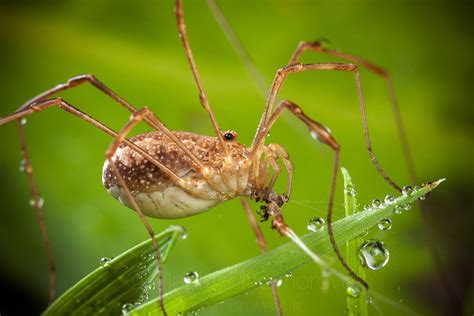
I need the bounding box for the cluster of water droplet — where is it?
[29,197,44,209]
[344,184,356,197]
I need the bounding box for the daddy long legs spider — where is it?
[0,1,445,315]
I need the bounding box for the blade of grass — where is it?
[43,225,184,316]
[131,177,444,315]
[342,167,368,316]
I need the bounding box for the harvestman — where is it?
[0,0,420,315]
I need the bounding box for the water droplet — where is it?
[366,295,373,304]
[184,271,199,284]
[378,218,392,231]
[393,205,402,214]
[413,185,420,191]
[276,278,283,287]
[307,217,325,232]
[372,199,381,208]
[403,204,412,211]
[179,226,188,240]
[359,239,390,270]
[363,204,372,212]
[347,284,361,298]
[284,272,293,278]
[138,291,149,303]
[19,160,27,172]
[310,131,319,141]
[29,197,44,208]
[315,37,334,50]
[418,187,430,200]
[359,228,369,237]
[384,194,395,205]
[402,185,413,196]
[144,281,155,291]
[345,184,356,196]
[99,257,111,267]
[20,118,27,125]
[122,303,134,314]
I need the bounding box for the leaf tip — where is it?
[429,178,446,189]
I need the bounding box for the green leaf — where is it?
[130,177,444,315]
[342,168,368,316]
[43,225,184,316]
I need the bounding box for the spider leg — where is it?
[0,99,189,312]
[252,62,400,192]
[268,144,293,200]
[264,99,367,289]
[175,0,228,153]
[105,107,176,316]
[240,198,283,316]
[13,74,204,170]
[289,40,455,302]
[17,123,56,304]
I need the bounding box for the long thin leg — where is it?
[14,74,205,170]
[1,99,184,183]
[240,198,283,316]
[1,99,186,312]
[105,107,172,315]
[288,41,417,187]
[252,62,401,192]
[17,122,57,303]
[175,0,228,154]
[264,99,367,289]
[289,42,457,300]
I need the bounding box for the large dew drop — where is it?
[359,240,390,270]
[184,271,199,284]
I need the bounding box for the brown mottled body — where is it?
[102,131,274,219]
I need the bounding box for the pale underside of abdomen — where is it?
[102,131,230,218]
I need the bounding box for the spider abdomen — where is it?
[102,131,251,218]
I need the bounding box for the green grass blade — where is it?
[43,225,184,316]
[130,178,444,315]
[342,168,368,316]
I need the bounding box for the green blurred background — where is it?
[0,0,472,315]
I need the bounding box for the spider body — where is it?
[102,130,280,219]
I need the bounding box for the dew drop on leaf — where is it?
[393,205,403,214]
[184,271,199,284]
[347,284,361,298]
[384,194,395,205]
[99,257,111,267]
[402,185,413,196]
[372,199,381,208]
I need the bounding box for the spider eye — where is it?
[223,131,236,141]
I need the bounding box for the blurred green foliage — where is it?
[0,1,472,315]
